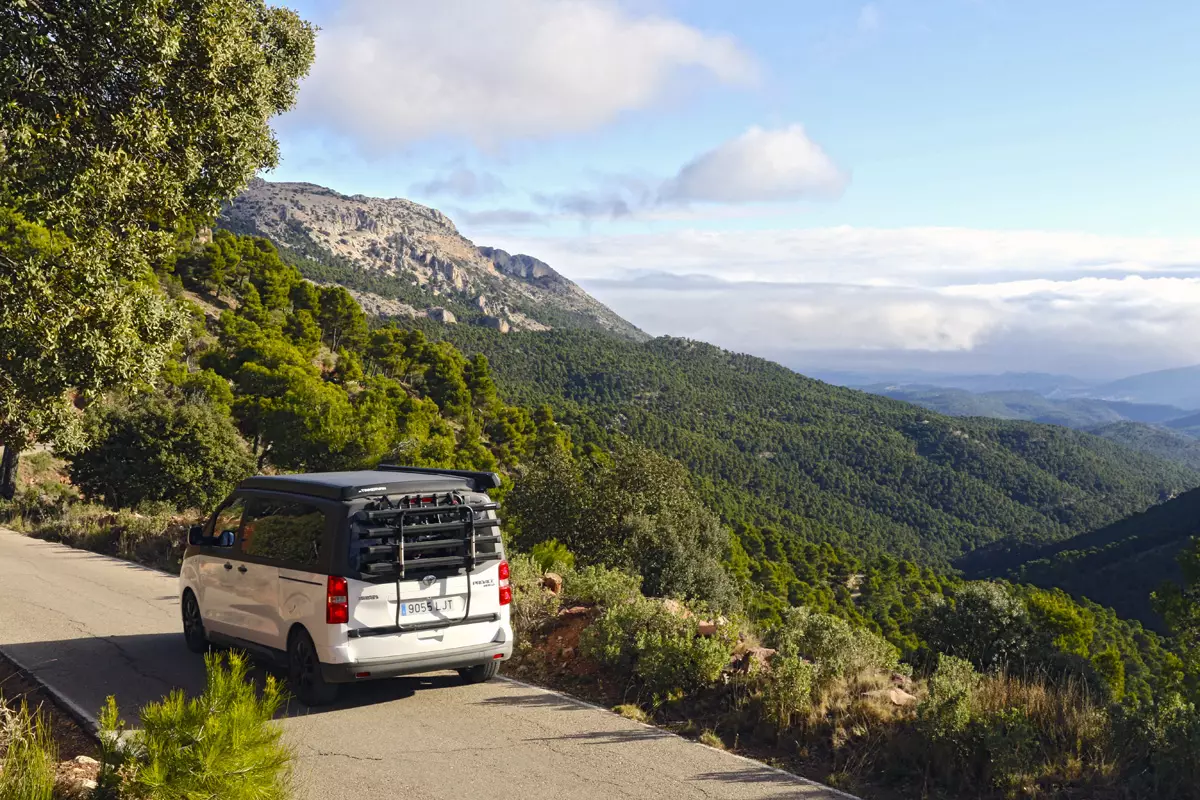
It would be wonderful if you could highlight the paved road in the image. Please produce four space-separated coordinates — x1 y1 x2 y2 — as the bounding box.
0 529 853 800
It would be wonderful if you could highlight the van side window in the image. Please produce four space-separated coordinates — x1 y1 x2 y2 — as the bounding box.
211 497 247 539
241 499 327 568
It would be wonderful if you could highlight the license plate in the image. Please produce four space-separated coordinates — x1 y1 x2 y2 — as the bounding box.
399 597 458 617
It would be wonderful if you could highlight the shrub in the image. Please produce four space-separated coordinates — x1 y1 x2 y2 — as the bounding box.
562 564 643 607
635 620 737 701
69 395 254 511
530 538 575 573
507 553 559 635
919 654 980 740
773 607 899 690
581 597 736 700
98 651 290 800
761 655 816 730
0 699 56 800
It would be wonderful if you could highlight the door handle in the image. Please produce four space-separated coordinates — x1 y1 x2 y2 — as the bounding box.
237 565 248 574
223 563 233 570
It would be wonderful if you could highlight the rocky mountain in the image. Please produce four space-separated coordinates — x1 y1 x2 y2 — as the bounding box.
218 179 644 340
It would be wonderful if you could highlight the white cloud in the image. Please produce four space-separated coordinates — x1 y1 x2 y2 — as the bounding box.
288 0 758 149
660 125 847 203
410 168 506 199
480 226 1200 377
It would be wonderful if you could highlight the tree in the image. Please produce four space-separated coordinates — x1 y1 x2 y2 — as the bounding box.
1153 537 1200 693
68 396 255 510
0 0 315 497
507 439 738 610
916 582 1031 671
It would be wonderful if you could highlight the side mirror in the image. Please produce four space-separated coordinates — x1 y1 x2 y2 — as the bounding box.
187 525 206 546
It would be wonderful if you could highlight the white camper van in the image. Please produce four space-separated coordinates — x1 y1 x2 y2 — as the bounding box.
178 466 512 705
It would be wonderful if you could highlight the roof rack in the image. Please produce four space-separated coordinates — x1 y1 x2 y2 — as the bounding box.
376 465 502 492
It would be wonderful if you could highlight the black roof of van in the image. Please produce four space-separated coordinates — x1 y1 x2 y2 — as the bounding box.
238 466 502 501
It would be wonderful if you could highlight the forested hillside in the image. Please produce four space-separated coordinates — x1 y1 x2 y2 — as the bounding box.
965 486 1200 630
430 327 1199 567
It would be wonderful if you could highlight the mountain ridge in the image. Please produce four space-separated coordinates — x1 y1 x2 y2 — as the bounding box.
218 178 646 340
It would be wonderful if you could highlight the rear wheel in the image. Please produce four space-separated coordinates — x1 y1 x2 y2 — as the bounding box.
288 629 339 707
458 660 500 684
181 590 207 654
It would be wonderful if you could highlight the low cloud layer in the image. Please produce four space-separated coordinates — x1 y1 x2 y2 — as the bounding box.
287 0 757 149
483 226 1200 378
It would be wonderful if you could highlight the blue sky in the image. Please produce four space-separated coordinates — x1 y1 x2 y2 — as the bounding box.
271 0 1200 378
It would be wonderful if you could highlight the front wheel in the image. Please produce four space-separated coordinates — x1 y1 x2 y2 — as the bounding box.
458 661 500 684
181 591 208 654
288 630 339 707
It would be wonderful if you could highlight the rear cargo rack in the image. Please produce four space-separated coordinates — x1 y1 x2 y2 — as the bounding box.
349 492 502 579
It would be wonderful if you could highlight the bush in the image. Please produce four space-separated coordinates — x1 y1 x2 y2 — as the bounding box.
562 564 643 607
919 653 980 741
98 651 290 800
0 700 56 800
581 597 736 701
530 538 575 573
635 620 737 701
69 395 254 511
773 607 899 690
761 655 816 730
507 553 559 635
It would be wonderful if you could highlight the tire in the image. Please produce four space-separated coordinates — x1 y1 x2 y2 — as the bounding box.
181 590 208 654
458 660 500 684
287 629 339 707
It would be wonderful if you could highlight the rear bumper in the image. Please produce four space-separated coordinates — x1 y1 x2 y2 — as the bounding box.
320 640 513 683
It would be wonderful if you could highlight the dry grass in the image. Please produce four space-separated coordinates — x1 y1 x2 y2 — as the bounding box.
698 729 725 750
614 704 652 724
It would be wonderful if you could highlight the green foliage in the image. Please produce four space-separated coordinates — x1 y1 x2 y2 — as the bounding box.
0 0 315 462
0 699 56 800
760 655 816 730
563 564 643 607
919 654 981 740
580 597 736 701
634 619 737 701
772 606 899 689
68 396 255 510
507 439 737 611
507 553 559 636
530 538 575 573
916 582 1030 671
98 651 290 800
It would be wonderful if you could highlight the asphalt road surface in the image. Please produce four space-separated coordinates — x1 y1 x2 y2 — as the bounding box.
0 529 854 799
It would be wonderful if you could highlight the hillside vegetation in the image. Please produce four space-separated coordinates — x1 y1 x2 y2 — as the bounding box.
431 327 1199 567
5 229 1199 798
965 485 1200 630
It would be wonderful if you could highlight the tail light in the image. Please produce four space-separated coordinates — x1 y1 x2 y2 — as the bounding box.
498 560 511 606
326 575 349 624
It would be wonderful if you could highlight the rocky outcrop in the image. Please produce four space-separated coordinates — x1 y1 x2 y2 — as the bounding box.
220 179 645 339
427 307 457 324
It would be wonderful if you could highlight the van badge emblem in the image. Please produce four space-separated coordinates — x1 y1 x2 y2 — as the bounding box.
421 575 436 587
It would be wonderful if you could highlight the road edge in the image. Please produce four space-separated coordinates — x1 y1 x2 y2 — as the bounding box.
0 644 101 736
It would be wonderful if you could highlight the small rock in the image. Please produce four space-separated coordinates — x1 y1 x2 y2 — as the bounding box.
732 646 776 673
697 620 718 637
561 647 575 660
660 598 693 619
542 572 563 595
73 756 99 767
864 687 919 706
80 779 99 791
560 605 590 616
